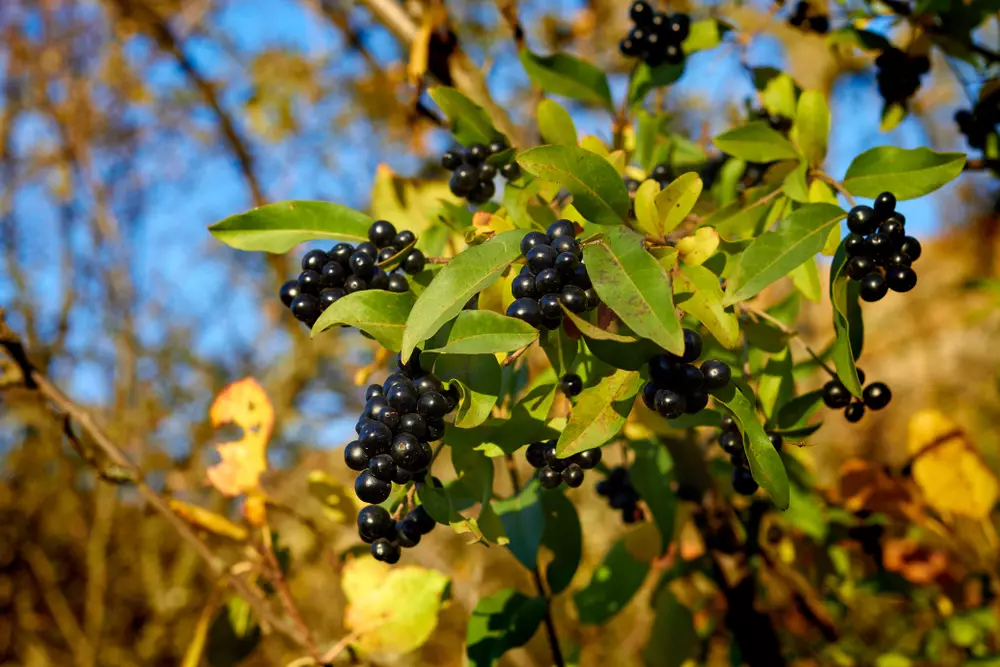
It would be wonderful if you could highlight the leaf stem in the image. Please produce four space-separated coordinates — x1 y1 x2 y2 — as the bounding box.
741 303 797 337
813 171 856 208
502 341 533 367
802 344 839 380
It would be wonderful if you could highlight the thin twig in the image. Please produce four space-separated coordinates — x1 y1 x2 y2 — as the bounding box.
426 256 451 264
802 344 839 379
741 304 797 337
813 171 856 207
260 525 320 661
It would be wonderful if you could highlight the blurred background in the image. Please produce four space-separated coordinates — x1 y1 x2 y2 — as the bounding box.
1 0 999 665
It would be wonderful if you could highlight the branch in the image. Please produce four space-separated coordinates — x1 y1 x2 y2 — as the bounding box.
260 525 319 661
813 171 856 208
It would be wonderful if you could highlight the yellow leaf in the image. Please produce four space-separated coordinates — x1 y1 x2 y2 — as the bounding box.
169 499 248 541
908 409 999 520
676 227 719 266
407 23 432 86
342 556 450 656
207 378 273 497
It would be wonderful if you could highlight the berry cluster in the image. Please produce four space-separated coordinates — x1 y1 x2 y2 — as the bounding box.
640 329 732 420
619 1 690 68
717 415 784 496
624 162 673 195
345 351 458 563
955 90 1000 154
443 140 519 204
506 220 600 330
875 48 930 108
279 221 425 327
356 503 436 565
595 467 644 524
559 373 583 397
525 440 602 489
788 1 829 33
821 369 892 423
844 192 921 302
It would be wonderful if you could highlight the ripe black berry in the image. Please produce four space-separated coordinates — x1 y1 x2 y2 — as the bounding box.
685 390 709 414
719 430 742 455
349 251 376 280
397 412 427 438
414 374 442 395
859 272 888 302
844 402 865 423
844 233 869 257
512 275 538 300
467 179 496 204
365 396 390 420
322 260 347 286
507 297 542 326
371 538 400 563
396 519 423 548
358 505 394 542
369 453 396 481
301 249 328 272
344 441 370 471
701 360 732 391
392 230 416 250
357 242 378 258
279 280 301 307
573 447 602 469
678 328 703 363
407 506 437 534
377 408 401 432
417 391 449 419
539 466 562 489
534 269 561 296
391 433 432 471
584 289 600 310
560 373 583 397
487 140 508 155
862 382 892 410
450 165 477 196
466 144 489 164
520 231 550 255
386 383 419 414
425 418 446 442
402 249 426 274
732 468 758 496
547 219 576 239
846 256 876 280
847 205 878 235
630 0 654 25
886 267 917 293
874 191 896 219
526 245 558 273
369 269 389 291
560 285 587 313
539 294 562 319
880 219 905 242
886 252 912 268
330 243 354 265
551 235 581 258
442 150 462 170
655 389 687 419
344 275 367 293
290 294 320 323
642 381 657 410
355 471 392 504
359 421 392 455
477 162 497 181
500 162 521 181
526 442 547 468
366 384 384 400
562 464 584 488
298 270 324 295
387 273 409 293
369 220 397 247
899 236 922 261
822 380 851 409
720 414 735 431
767 432 784 452
554 251 580 276
677 364 705 392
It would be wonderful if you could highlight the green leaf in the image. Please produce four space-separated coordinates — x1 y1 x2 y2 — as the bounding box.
829 245 864 397
682 19 723 53
712 381 790 509
207 597 261 667
556 368 643 457
466 589 546 667
208 201 372 253
754 68 799 120
790 256 822 302
757 348 794 421
706 184 783 241
401 229 526 361
425 310 538 355
629 442 676 555
494 482 544 570
633 179 661 239
520 50 613 110
714 122 801 163
795 91 830 168
775 389 824 430
783 161 810 202
673 264 739 349
585 227 684 354
628 62 685 106
574 537 650 624
540 490 582 594
311 291 414 351
843 146 966 200
657 172 703 236
540 326 578 377
503 177 556 230
517 145 630 226
428 86 503 146
434 354 501 428
537 99 578 146
643 586 696 667
417 484 485 540
723 203 845 305
561 307 637 343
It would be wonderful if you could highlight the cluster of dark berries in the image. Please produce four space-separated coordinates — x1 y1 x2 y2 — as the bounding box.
525 440 602 489
955 90 1000 154
356 503 436 565
442 140 519 204
718 415 784 496
844 192 921 302
624 162 674 195
619 1 690 67
641 329 732 420
345 350 458 563
559 373 583 397
279 221 425 327
507 220 600 330
788 1 829 33
596 467 644 524
822 369 892 423
875 48 930 108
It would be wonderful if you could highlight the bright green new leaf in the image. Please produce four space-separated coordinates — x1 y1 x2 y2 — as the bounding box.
520 50 613 110
643 586 696 667
585 227 684 354
843 146 966 200
434 354 501 428
574 537 650 624
424 310 538 355
723 203 845 305
428 86 504 146
656 172 703 236
673 264 739 349
311 291 414 351
556 368 643 457
208 201 372 253
714 121 801 163
537 99 578 146
795 90 830 168
401 229 526 361
517 145 630 225
494 482 544 570
540 490 582 594
466 589 545 667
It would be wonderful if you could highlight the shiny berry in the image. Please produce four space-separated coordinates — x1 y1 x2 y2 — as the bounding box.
344 441 370 471
371 538 400 563
719 430 742 455
560 285 587 313
630 0 654 25
846 255 876 280
398 412 426 439
402 249 426 274
369 220 397 247
685 390 709 414
862 382 891 410
349 251 376 280
512 274 537 299
873 192 896 219
560 373 583 397
539 294 562 319
322 260 347 286
329 243 354 265
767 432 784 452
279 280 301 307
369 453 396 481
418 391 449 419
359 421 393 455
301 249 328 272
844 402 865 423
554 251 580 276
535 268 562 295
396 519 422 548
450 165 477 196
441 150 463 170
844 233 870 257
298 270 324 295
701 360 732 391
520 231 550 255
867 233 894 261
387 274 409 293
822 380 851 409
538 466 562 489
487 140 507 155
366 384 385 400
355 471 391 504
407 506 437 534
391 433 432 471
369 269 389 290
358 505 394 542
466 144 489 164
507 297 542 327
527 245 558 273
655 389 687 418
847 205 878 235
551 235 581 259
860 272 888 302
562 464 584 488
500 162 521 180
678 329 703 363
526 442 547 468
886 267 917 293
732 468 758 496
899 236 922 261
344 275 367 293
584 289 600 310
386 383 419 414
290 294 320 323
392 230 416 250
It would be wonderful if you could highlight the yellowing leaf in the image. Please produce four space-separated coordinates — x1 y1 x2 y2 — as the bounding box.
168 499 248 541
676 227 719 266
908 410 999 520
342 556 450 656
207 378 273 497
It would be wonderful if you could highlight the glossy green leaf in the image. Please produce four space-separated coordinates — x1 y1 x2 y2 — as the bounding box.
520 50 613 110
401 230 526 361
208 201 372 253
712 381 790 509
517 145 630 226
540 490 582 594
585 227 684 354
829 244 864 397
574 537 650 624
714 122 801 163
425 310 538 355
723 203 845 305
629 442 676 555
537 99 578 146
643 586 696 667
657 172 703 236
311 291 414 351
673 264 739 349
628 63 685 106
466 589 545 667
843 146 966 200
556 368 643 457
540 326 578 377
561 307 637 343
494 481 544 570
428 86 504 146
795 91 829 168
633 179 661 239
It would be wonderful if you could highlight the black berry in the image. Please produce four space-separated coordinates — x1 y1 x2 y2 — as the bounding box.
355 471 392 504
290 294 320 323
358 505 394 542
862 382 891 410
822 380 851 409
507 297 541 327
886 267 917 293
847 205 878 235
520 231 550 255
859 272 888 302
562 464 584 488
560 373 583 397
402 249 426 274
655 389 687 418
369 220 397 247
732 468 758 496
301 249 328 272
344 441 370 471
371 538 400 563
701 360 732 391
844 402 865 423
